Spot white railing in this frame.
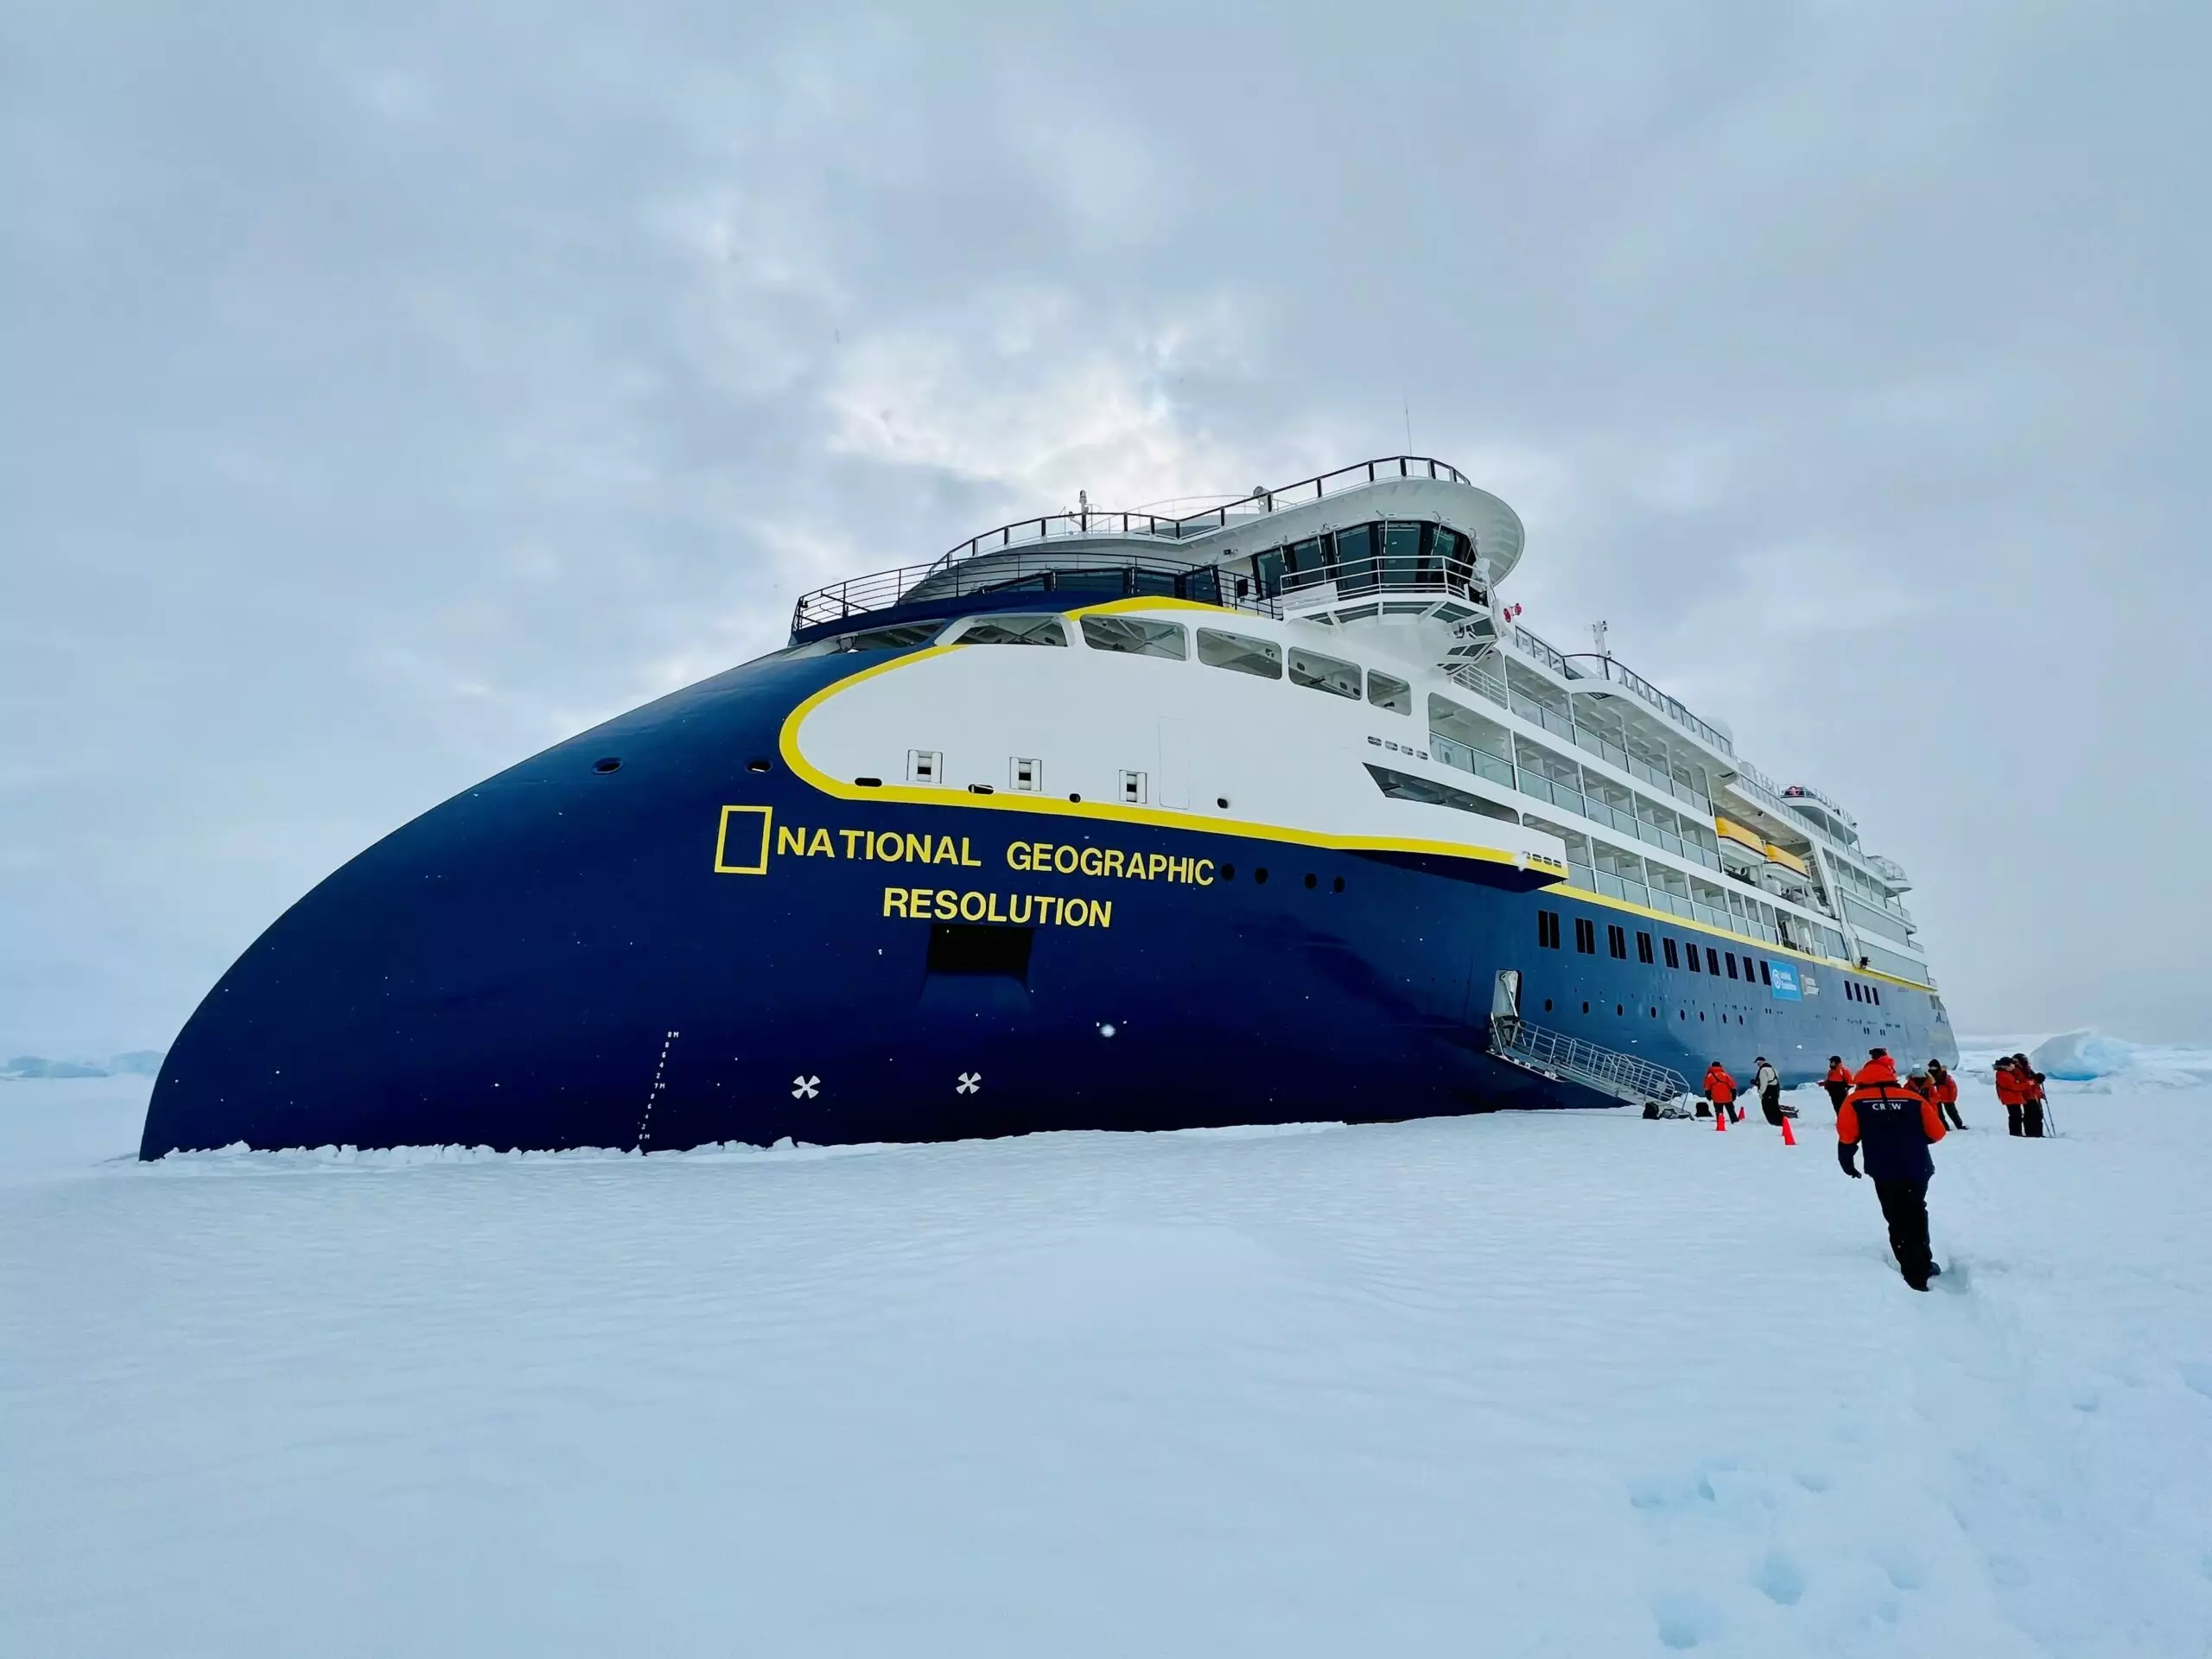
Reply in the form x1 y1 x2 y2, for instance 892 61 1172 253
1490 1015 1691 1106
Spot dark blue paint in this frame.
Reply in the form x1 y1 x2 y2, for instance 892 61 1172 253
142 645 1953 1156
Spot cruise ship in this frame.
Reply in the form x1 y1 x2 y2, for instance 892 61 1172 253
142 456 1955 1156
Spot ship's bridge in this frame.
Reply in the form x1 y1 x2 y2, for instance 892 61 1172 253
788 455 1524 644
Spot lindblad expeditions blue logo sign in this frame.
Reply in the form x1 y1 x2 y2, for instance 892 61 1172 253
1769 963 1802 1001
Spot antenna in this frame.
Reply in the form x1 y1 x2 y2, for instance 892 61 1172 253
1592 620 1611 659
1403 394 1413 451
1078 489 1088 531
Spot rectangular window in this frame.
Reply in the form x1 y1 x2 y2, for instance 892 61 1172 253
1685 941 1701 972
1289 646 1363 698
1758 960 1772 987
1725 952 1739 979
957 613 1066 646
906 748 942 785
1080 614 1187 659
1196 627 1282 679
1637 931 1656 964
1662 938 1680 969
1707 947 1721 975
1366 670 1413 714
1872 985 1881 1006
1120 769 1147 804
1538 909 1560 950
1575 917 1596 955
1010 757 1042 792
1607 924 1628 959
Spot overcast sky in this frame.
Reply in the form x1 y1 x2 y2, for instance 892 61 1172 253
3 1 2208 1056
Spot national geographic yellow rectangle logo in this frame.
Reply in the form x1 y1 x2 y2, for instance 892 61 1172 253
714 804 772 874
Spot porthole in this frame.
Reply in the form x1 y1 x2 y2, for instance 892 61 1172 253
1581 1001 1589 1014
593 757 621 774
1304 873 1318 890
1217 797 1230 809
1255 867 1270 885
1544 999 1554 1012
1616 1004 1623 1016
1069 792 1082 803
1332 876 1344 893
1222 863 1236 880
747 758 771 773
967 783 994 795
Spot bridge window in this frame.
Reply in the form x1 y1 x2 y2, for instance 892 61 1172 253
1381 522 1422 588
1367 671 1413 715
1080 614 1186 659
957 613 1066 646
1289 646 1362 699
1196 627 1282 679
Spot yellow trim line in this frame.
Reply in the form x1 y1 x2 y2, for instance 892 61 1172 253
779 603 1932 990
1550 880 1938 993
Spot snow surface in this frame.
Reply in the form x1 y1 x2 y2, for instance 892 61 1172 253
6 1056 2211 1657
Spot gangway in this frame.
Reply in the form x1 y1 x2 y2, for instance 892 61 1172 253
1487 1014 1691 1109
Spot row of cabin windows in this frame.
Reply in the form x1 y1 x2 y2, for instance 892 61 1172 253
944 612 1423 712
1847 980 1883 1006
1535 908 1790 988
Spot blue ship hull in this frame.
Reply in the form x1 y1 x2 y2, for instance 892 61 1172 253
142 645 1953 1157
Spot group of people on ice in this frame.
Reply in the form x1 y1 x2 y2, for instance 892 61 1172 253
1693 1048 2053 1294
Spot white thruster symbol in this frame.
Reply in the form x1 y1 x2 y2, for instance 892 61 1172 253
957 1071 982 1095
791 1075 820 1099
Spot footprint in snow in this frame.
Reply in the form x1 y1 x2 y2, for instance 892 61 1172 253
1651 1594 1722 1650
1752 1550 1807 1606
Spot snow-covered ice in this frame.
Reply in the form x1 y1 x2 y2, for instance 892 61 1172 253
6 1054 2210 1656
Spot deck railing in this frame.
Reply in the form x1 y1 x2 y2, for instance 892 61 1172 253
790 551 1277 637
932 455 1472 569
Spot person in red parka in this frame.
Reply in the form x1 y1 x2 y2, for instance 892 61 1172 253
1838 1047 1948 1290
1822 1057 1853 1116
2012 1053 2048 1138
1703 1061 1740 1123
1994 1057 2028 1135
1926 1059 1965 1130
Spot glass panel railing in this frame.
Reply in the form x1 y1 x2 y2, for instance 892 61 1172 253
1596 871 1625 900
1567 862 1596 891
1431 734 1516 791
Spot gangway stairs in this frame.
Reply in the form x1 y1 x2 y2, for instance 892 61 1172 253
1487 1014 1692 1109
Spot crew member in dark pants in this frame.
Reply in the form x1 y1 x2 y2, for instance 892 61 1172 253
2013 1054 2048 1137
1927 1059 1965 1129
1822 1057 1852 1116
1703 1061 1740 1123
1754 1057 1783 1125
1836 1048 1948 1291
1995 1057 2027 1135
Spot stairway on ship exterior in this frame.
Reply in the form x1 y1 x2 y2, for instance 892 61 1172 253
1487 1014 1691 1109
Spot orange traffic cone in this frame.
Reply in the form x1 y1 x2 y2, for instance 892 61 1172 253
1781 1115 1796 1146
1715 1105 1727 1132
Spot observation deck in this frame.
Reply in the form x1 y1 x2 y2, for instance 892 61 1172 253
790 455 1522 642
